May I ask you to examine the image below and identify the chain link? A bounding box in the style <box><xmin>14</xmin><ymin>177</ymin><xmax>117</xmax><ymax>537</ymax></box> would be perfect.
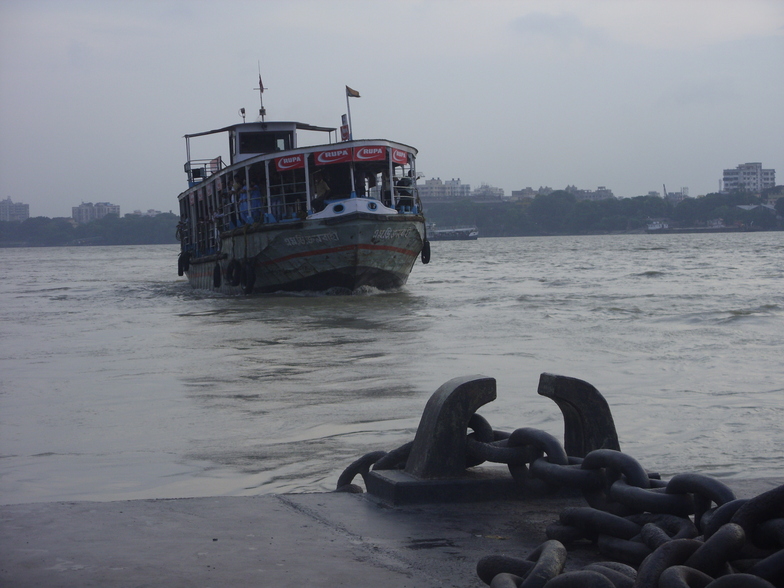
<box><xmin>337</xmin><ymin>418</ymin><xmax>784</xmax><ymax>586</ymax></box>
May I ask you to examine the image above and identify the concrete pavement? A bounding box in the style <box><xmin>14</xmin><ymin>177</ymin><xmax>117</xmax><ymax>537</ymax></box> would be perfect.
<box><xmin>2</xmin><ymin>477</ymin><xmax>782</xmax><ymax>587</ymax></box>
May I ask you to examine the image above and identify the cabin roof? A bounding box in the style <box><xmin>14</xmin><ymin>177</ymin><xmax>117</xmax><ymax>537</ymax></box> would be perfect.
<box><xmin>184</xmin><ymin>121</ymin><xmax>336</xmax><ymax>139</ymax></box>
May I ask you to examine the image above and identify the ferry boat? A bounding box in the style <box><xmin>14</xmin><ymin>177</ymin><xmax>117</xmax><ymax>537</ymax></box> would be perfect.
<box><xmin>176</xmin><ymin>92</ymin><xmax>429</xmax><ymax>294</ymax></box>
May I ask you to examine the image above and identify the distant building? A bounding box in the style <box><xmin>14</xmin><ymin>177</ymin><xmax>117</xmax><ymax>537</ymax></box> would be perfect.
<box><xmin>72</xmin><ymin>201</ymin><xmax>121</xmax><ymax>224</ymax></box>
<box><xmin>0</xmin><ymin>197</ymin><xmax>30</xmax><ymax>222</ymax></box>
<box><xmin>511</xmin><ymin>186</ymin><xmax>554</xmax><ymax>200</ymax></box>
<box><xmin>127</xmin><ymin>209</ymin><xmax>164</xmax><ymax>217</ymax></box>
<box><xmin>417</xmin><ymin>178</ymin><xmax>472</xmax><ymax>201</ymax></box>
<box><xmin>737</xmin><ymin>204</ymin><xmax>776</xmax><ymax>213</ymax></box>
<box><xmin>722</xmin><ymin>162</ymin><xmax>775</xmax><ymax>193</ymax></box>
<box><xmin>565</xmin><ymin>185</ymin><xmax>616</xmax><ymax>201</ymax></box>
<box><xmin>664</xmin><ymin>187</ymin><xmax>689</xmax><ymax>204</ymax></box>
<box><xmin>470</xmin><ymin>183</ymin><xmax>505</xmax><ymax>201</ymax></box>
<box><xmin>511</xmin><ymin>187</ymin><xmax>537</xmax><ymax>199</ymax></box>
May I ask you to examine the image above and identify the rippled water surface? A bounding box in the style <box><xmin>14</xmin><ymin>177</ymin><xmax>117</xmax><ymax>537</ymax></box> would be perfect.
<box><xmin>1</xmin><ymin>233</ymin><xmax>783</xmax><ymax>504</ymax></box>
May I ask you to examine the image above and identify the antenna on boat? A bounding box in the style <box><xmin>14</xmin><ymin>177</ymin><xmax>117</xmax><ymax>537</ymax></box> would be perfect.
<box><xmin>255</xmin><ymin>62</ymin><xmax>266</xmax><ymax>121</ymax></box>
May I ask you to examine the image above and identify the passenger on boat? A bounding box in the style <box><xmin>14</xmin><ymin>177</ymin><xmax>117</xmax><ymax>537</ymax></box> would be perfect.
<box><xmin>230</xmin><ymin>174</ymin><xmax>244</xmax><ymax>227</ymax></box>
<box><xmin>249</xmin><ymin>185</ymin><xmax>263</xmax><ymax>222</ymax></box>
<box><xmin>211</xmin><ymin>211</ymin><xmax>221</xmax><ymax>245</ymax></box>
<box><xmin>328</xmin><ymin>168</ymin><xmax>352</xmax><ymax>199</ymax></box>
<box><xmin>312</xmin><ymin>172</ymin><xmax>331</xmax><ymax>212</ymax></box>
<box><xmin>396</xmin><ymin>171</ymin><xmax>413</xmax><ymax>196</ymax></box>
<box><xmin>239</xmin><ymin>193</ymin><xmax>253</xmax><ymax>225</ymax></box>
<box><xmin>219</xmin><ymin>188</ymin><xmax>232</xmax><ymax>230</ymax></box>
<box><xmin>380</xmin><ymin>175</ymin><xmax>393</xmax><ymax>207</ymax></box>
<box><xmin>395</xmin><ymin>171</ymin><xmax>415</xmax><ymax>211</ymax></box>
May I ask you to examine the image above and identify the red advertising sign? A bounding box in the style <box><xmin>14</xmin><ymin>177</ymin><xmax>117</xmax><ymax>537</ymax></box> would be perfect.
<box><xmin>353</xmin><ymin>145</ymin><xmax>386</xmax><ymax>162</ymax></box>
<box><xmin>391</xmin><ymin>148</ymin><xmax>409</xmax><ymax>165</ymax></box>
<box><xmin>275</xmin><ymin>153</ymin><xmax>305</xmax><ymax>171</ymax></box>
<box><xmin>314</xmin><ymin>148</ymin><xmax>352</xmax><ymax>165</ymax></box>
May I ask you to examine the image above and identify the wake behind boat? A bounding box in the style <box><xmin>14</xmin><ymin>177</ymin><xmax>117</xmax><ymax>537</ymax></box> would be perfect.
<box><xmin>176</xmin><ymin>85</ymin><xmax>429</xmax><ymax>294</ymax></box>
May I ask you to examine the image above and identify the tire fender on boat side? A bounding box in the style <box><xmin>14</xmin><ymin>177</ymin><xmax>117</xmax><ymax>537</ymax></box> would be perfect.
<box><xmin>213</xmin><ymin>263</ymin><xmax>222</xmax><ymax>288</ymax></box>
<box><xmin>227</xmin><ymin>259</ymin><xmax>243</xmax><ymax>287</ymax></box>
<box><xmin>421</xmin><ymin>240</ymin><xmax>431</xmax><ymax>264</ymax></box>
<box><xmin>242</xmin><ymin>260</ymin><xmax>256</xmax><ymax>294</ymax></box>
<box><xmin>178</xmin><ymin>251</ymin><xmax>190</xmax><ymax>276</ymax></box>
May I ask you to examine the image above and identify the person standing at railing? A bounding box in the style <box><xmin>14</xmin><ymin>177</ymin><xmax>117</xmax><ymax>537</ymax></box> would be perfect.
<box><xmin>395</xmin><ymin>171</ymin><xmax>413</xmax><ymax>196</ymax></box>
<box><xmin>312</xmin><ymin>171</ymin><xmax>331</xmax><ymax>212</ymax></box>
<box><xmin>249</xmin><ymin>184</ymin><xmax>263</xmax><ymax>222</ymax></box>
<box><xmin>238</xmin><ymin>186</ymin><xmax>252</xmax><ymax>225</ymax></box>
<box><xmin>230</xmin><ymin>174</ymin><xmax>243</xmax><ymax>227</ymax></box>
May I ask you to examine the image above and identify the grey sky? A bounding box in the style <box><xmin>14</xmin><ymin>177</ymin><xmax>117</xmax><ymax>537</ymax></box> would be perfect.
<box><xmin>1</xmin><ymin>0</ymin><xmax>782</xmax><ymax>218</ymax></box>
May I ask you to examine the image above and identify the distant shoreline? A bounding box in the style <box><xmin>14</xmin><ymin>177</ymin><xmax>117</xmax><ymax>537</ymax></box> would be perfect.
<box><xmin>2</xmin><ymin>228</ymin><xmax>781</xmax><ymax>248</ymax></box>
<box><xmin>645</xmin><ymin>226</ymin><xmax>775</xmax><ymax>234</ymax></box>
<box><xmin>0</xmin><ymin>213</ymin><xmax>179</xmax><ymax>248</ymax></box>
<box><xmin>0</xmin><ymin>240</ymin><xmax>176</xmax><ymax>248</ymax></box>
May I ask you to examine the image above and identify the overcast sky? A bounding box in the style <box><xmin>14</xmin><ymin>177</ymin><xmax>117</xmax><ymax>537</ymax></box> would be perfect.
<box><xmin>1</xmin><ymin>0</ymin><xmax>782</xmax><ymax>218</ymax></box>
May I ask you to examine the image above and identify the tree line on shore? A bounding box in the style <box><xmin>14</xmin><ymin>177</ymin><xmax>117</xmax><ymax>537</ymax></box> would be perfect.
<box><xmin>0</xmin><ymin>213</ymin><xmax>180</xmax><ymax>247</ymax></box>
<box><xmin>425</xmin><ymin>190</ymin><xmax>784</xmax><ymax>237</ymax></box>
<box><xmin>2</xmin><ymin>190</ymin><xmax>782</xmax><ymax>247</ymax></box>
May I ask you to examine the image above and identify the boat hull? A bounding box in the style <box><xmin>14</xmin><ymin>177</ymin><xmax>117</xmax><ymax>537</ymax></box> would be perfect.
<box><xmin>184</xmin><ymin>212</ymin><xmax>425</xmax><ymax>293</ymax></box>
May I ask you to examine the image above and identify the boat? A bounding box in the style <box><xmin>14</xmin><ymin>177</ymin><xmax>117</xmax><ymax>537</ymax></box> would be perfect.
<box><xmin>176</xmin><ymin>90</ymin><xmax>429</xmax><ymax>294</ymax></box>
<box><xmin>646</xmin><ymin>220</ymin><xmax>669</xmax><ymax>233</ymax></box>
<box><xmin>426</xmin><ymin>224</ymin><xmax>479</xmax><ymax>241</ymax></box>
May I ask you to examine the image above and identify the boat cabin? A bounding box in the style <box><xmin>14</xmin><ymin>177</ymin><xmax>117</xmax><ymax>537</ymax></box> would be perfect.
<box><xmin>178</xmin><ymin>120</ymin><xmax>420</xmax><ymax>259</ymax></box>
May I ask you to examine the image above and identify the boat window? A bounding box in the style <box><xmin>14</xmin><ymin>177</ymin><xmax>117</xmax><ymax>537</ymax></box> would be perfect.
<box><xmin>239</xmin><ymin>132</ymin><xmax>292</xmax><ymax>154</ymax></box>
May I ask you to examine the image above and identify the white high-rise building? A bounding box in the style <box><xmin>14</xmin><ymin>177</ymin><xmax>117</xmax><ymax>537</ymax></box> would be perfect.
<box><xmin>72</xmin><ymin>202</ymin><xmax>121</xmax><ymax>223</ymax></box>
<box><xmin>417</xmin><ymin>178</ymin><xmax>472</xmax><ymax>201</ymax></box>
<box><xmin>0</xmin><ymin>197</ymin><xmax>30</xmax><ymax>222</ymax></box>
<box><xmin>722</xmin><ymin>163</ymin><xmax>775</xmax><ymax>193</ymax></box>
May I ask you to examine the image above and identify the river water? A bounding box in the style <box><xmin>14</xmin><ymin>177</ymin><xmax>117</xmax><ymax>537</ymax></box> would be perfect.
<box><xmin>1</xmin><ymin>232</ymin><xmax>782</xmax><ymax>505</ymax></box>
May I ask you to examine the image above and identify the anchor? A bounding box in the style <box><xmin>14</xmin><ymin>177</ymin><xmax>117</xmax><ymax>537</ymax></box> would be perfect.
<box><xmin>364</xmin><ymin>373</ymin><xmax>621</xmax><ymax>505</ymax></box>
<box><xmin>405</xmin><ymin>374</ymin><xmax>497</xmax><ymax>479</ymax></box>
<box><xmin>537</xmin><ymin>372</ymin><xmax>620</xmax><ymax>457</ymax></box>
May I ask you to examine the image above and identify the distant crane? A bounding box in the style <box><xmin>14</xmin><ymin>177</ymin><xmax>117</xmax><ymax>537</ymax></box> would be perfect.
<box><xmin>662</xmin><ymin>184</ymin><xmax>668</xmax><ymax>199</ymax></box>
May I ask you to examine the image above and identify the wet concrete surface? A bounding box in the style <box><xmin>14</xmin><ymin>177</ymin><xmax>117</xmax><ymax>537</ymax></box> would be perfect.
<box><xmin>2</xmin><ymin>478</ymin><xmax>782</xmax><ymax>587</ymax></box>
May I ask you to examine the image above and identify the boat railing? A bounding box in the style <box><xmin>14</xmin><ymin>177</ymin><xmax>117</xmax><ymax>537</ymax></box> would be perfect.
<box><xmin>179</xmin><ymin>218</ymin><xmax>218</xmax><ymax>259</ymax></box>
<box><xmin>212</xmin><ymin>181</ymin><xmax>309</xmax><ymax>231</ymax></box>
<box><xmin>179</xmin><ymin>154</ymin><xmax>421</xmax><ymax>257</ymax></box>
<box><xmin>268</xmin><ymin>178</ymin><xmax>309</xmax><ymax>221</ymax></box>
<box><xmin>185</xmin><ymin>157</ymin><xmax>224</xmax><ymax>187</ymax></box>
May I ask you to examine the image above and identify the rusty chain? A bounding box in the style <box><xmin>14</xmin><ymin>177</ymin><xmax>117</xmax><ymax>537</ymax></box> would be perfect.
<box><xmin>336</xmin><ymin>419</ymin><xmax>784</xmax><ymax>587</ymax></box>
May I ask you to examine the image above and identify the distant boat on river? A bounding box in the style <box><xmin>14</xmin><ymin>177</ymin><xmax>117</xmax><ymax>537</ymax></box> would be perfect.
<box><xmin>427</xmin><ymin>224</ymin><xmax>479</xmax><ymax>241</ymax></box>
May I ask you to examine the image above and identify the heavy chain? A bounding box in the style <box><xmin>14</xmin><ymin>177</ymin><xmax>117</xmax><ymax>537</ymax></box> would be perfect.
<box><xmin>336</xmin><ymin>420</ymin><xmax>784</xmax><ymax>587</ymax></box>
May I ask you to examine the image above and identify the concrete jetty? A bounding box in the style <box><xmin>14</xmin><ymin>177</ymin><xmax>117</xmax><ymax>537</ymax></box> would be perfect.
<box><xmin>4</xmin><ymin>376</ymin><xmax>781</xmax><ymax>586</ymax></box>
<box><xmin>2</xmin><ymin>477</ymin><xmax>781</xmax><ymax>587</ymax></box>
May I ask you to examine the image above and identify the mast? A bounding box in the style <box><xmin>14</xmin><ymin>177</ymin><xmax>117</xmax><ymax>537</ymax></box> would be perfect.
<box><xmin>255</xmin><ymin>64</ymin><xmax>266</xmax><ymax>121</ymax></box>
